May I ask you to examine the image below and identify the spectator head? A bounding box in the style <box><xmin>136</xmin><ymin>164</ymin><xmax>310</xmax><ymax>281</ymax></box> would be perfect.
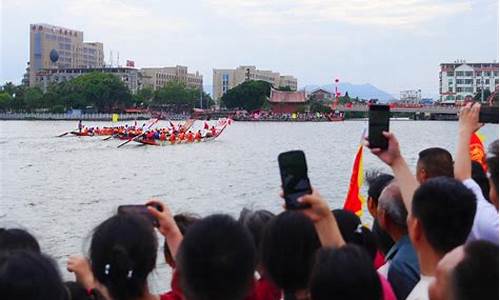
<box><xmin>310</xmin><ymin>244</ymin><xmax>382</xmax><ymax>300</ymax></box>
<box><xmin>408</xmin><ymin>177</ymin><xmax>476</xmax><ymax>258</ymax></box>
<box><xmin>261</xmin><ymin>210</ymin><xmax>321</xmax><ymax>296</ymax></box>
<box><xmin>65</xmin><ymin>281</ymin><xmax>103</xmax><ymax>300</ymax></box>
<box><xmin>471</xmin><ymin>161</ymin><xmax>490</xmax><ymax>202</ymax></box>
<box><xmin>238</xmin><ymin>208</ymin><xmax>275</xmax><ymax>267</ymax></box>
<box><xmin>177</xmin><ymin>214</ymin><xmax>256</xmax><ymax>300</ymax></box>
<box><xmin>0</xmin><ymin>228</ymin><xmax>40</xmax><ymax>253</ymax></box>
<box><xmin>332</xmin><ymin>209</ymin><xmax>377</xmax><ymax>261</ymax></box>
<box><xmin>0</xmin><ymin>250</ymin><xmax>66</xmax><ymax>300</ymax></box>
<box><xmin>376</xmin><ymin>181</ymin><xmax>408</xmax><ymax>239</ymax></box>
<box><xmin>416</xmin><ymin>148</ymin><xmax>454</xmax><ymax>183</ymax></box>
<box><xmin>428</xmin><ymin>241</ymin><xmax>498</xmax><ymax>300</ymax></box>
<box><xmin>90</xmin><ymin>214</ymin><xmax>158</xmax><ymax>300</ymax></box>
<box><xmin>163</xmin><ymin>213</ymin><xmax>199</xmax><ymax>268</ymax></box>
<box><xmin>487</xmin><ymin>140</ymin><xmax>499</xmax><ymax>210</ymax></box>
<box><xmin>366</xmin><ymin>172</ymin><xmax>394</xmax><ymax>218</ymax></box>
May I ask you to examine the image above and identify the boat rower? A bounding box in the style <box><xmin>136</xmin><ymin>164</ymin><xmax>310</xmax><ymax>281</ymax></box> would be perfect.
<box><xmin>186</xmin><ymin>131</ymin><xmax>194</xmax><ymax>143</ymax></box>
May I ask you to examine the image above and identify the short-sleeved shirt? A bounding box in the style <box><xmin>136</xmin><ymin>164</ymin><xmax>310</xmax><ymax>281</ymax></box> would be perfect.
<box><xmin>463</xmin><ymin>179</ymin><xmax>499</xmax><ymax>244</ymax></box>
<box><xmin>379</xmin><ymin>235</ymin><xmax>420</xmax><ymax>300</ymax></box>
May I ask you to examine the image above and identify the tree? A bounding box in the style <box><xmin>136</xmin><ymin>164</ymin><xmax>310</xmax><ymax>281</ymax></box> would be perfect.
<box><xmin>133</xmin><ymin>87</ymin><xmax>155</xmax><ymax>106</ymax></box>
<box><xmin>474</xmin><ymin>88</ymin><xmax>492</xmax><ymax>102</ymax></box>
<box><xmin>221</xmin><ymin>80</ymin><xmax>271</xmax><ymax>111</ymax></box>
<box><xmin>276</xmin><ymin>86</ymin><xmax>292</xmax><ymax>91</ymax></box>
<box><xmin>0</xmin><ymin>92</ymin><xmax>12</xmax><ymax>111</ymax></box>
<box><xmin>23</xmin><ymin>87</ymin><xmax>44</xmax><ymax>111</ymax></box>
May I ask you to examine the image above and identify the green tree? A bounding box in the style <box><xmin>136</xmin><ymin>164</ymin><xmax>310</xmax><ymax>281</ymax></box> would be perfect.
<box><xmin>474</xmin><ymin>88</ymin><xmax>492</xmax><ymax>102</ymax></box>
<box><xmin>133</xmin><ymin>87</ymin><xmax>155</xmax><ymax>106</ymax></box>
<box><xmin>23</xmin><ymin>87</ymin><xmax>44</xmax><ymax>111</ymax></box>
<box><xmin>0</xmin><ymin>92</ymin><xmax>13</xmax><ymax>111</ymax></box>
<box><xmin>276</xmin><ymin>86</ymin><xmax>292</xmax><ymax>91</ymax></box>
<box><xmin>221</xmin><ymin>80</ymin><xmax>271</xmax><ymax>111</ymax></box>
<box><xmin>70</xmin><ymin>72</ymin><xmax>132</xmax><ymax>112</ymax></box>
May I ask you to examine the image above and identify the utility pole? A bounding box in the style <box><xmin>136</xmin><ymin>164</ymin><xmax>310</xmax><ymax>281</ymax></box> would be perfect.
<box><xmin>200</xmin><ymin>87</ymin><xmax>203</xmax><ymax>109</ymax></box>
<box><xmin>481</xmin><ymin>74</ymin><xmax>484</xmax><ymax>103</ymax></box>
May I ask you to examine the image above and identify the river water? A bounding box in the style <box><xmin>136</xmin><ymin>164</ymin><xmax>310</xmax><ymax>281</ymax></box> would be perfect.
<box><xmin>0</xmin><ymin>120</ymin><xmax>498</xmax><ymax>293</ymax></box>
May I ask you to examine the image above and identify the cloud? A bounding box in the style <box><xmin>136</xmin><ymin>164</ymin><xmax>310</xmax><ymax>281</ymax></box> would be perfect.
<box><xmin>204</xmin><ymin>0</ymin><xmax>472</xmax><ymax>28</ymax></box>
<box><xmin>64</xmin><ymin>0</ymin><xmax>189</xmax><ymax>34</ymax></box>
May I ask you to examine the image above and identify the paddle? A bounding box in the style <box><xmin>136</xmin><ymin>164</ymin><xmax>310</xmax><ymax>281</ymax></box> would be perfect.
<box><xmin>102</xmin><ymin>134</ymin><xmax>115</xmax><ymax>141</ymax></box>
<box><xmin>117</xmin><ymin>119</ymin><xmax>159</xmax><ymax>148</ymax></box>
<box><xmin>57</xmin><ymin>132</ymin><xmax>70</xmax><ymax>137</ymax></box>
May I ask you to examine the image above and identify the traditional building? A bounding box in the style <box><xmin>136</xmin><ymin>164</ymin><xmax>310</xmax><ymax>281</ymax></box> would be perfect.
<box><xmin>213</xmin><ymin>66</ymin><xmax>297</xmax><ymax>101</ymax></box>
<box><xmin>309</xmin><ymin>88</ymin><xmax>333</xmax><ymax>101</ymax></box>
<box><xmin>268</xmin><ymin>89</ymin><xmax>308</xmax><ymax>113</ymax></box>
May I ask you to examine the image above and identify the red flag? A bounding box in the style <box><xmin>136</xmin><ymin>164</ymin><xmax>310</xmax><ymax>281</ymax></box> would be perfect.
<box><xmin>470</xmin><ymin>132</ymin><xmax>487</xmax><ymax>172</ymax></box>
<box><xmin>343</xmin><ymin>144</ymin><xmax>364</xmax><ymax>215</ymax></box>
<box><xmin>204</xmin><ymin>122</ymin><xmax>209</xmax><ymax>130</ymax></box>
<box><xmin>126</xmin><ymin>60</ymin><xmax>135</xmax><ymax>67</ymax></box>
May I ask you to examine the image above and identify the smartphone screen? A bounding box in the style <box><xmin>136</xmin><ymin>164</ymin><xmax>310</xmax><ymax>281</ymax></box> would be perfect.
<box><xmin>369</xmin><ymin>105</ymin><xmax>390</xmax><ymax>150</ymax></box>
<box><xmin>479</xmin><ymin>106</ymin><xmax>499</xmax><ymax>124</ymax></box>
<box><xmin>278</xmin><ymin>150</ymin><xmax>312</xmax><ymax>209</ymax></box>
<box><xmin>117</xmin><ymin>205</ymin><xmax>158</xmax><ymax>227</ymax></box>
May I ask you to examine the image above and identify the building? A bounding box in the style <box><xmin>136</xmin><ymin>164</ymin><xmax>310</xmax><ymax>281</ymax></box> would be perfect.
<box><xmin>141</xmin><ymin>65</ymin><xmax>203</xmax><ymax>90</ymax></box>
<box><xmin>29</xmin><ymin>23</ymin><xmax>104</xmax><ymax>86</ymax></box>
<box><xmin>309</xmin><ymin>88</ymin><xmax>333</xmax><ymax>101</ymax></box>
<box><xmin>213</xmin><ymin>66</ymin><xmax>298</xmax><ymax>101</ymax></box>
<box><xmin>439</xmin><ymin>61</ymin><xmax>499</xmax><ymax>104</ymax></box>
<box><xmin>268</xmin><ymin>89</ymin><xmax>308</xmax><ymax>113</ymax></box>
<box><xmin>400</xmin><ymin>89</ymin><xmax>422</xmax><ymax>103</ymax></box>
<box><xmin>34</xmin><ymin>67</ymin><xmax>141</xmax><ymax>94</ymax></box>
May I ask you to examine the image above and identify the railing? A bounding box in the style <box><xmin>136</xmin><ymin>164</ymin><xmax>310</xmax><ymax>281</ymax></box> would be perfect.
<box><xmin>0</xmin><ymin>113</ymin><xmax>152</xmax><ymax>121</ymax></box>
<box><xmin>335</xmin><ymin>104</ymin><xmax>459</xmax><ymax>114</ymax></box>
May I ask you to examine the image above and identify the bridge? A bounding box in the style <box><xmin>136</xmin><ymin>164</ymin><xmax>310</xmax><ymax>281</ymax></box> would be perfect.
<box><xmin>334</xmin><ymin>104</ymin><xmax>460</xmax><ymax>115</ymax></box>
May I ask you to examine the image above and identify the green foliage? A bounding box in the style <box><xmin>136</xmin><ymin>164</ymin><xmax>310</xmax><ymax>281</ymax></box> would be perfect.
<box><xmin>309</xmin><ymin>99</ymin><xmax>332</xmax><ymax>113</ymax></box>
<box><xmin>133</xmin><ymin>87</ymin><xmax>155</xmax><ymax>106</ymax></box>
<box><xmin>0</xmin><ymin>92</ymin><xmax>13</xmax><ymax>111</ymax></box>
<box><xmin>276</xmin><ymin>86</ymin><xmax>292</xmax><ymax>91</ymax></box>
<box><xmin>221</xmin><ymin>80</ymin><xmax>271</xmax><ymax>111</ymax></box>
<box><xmin>474</xmin><ymin>88</ymin><xmax>492</xmax><ymax>102</ymax></box>
<box><xmin>23</xmin><ymin>87</ymin><xmax>44</xmax><ymax>111</ymax></box>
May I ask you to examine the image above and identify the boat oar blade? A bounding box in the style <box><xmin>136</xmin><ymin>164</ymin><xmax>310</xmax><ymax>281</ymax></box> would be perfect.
<box><xmin>57</xmin><ymin>132</ymin><xmax>70</xmax><ymax>137</ymax></box>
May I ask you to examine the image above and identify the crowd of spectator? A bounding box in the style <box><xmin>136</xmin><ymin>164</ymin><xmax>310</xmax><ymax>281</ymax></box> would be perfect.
<box><xmin>0</xmin><ymin>102</ymin><xmax>498</xmax><ymax>300</ymax></box>
<box><xmin>233</xmin><ymin>112</ymin><xmax>343</xmax><ymax>122</ymax></box>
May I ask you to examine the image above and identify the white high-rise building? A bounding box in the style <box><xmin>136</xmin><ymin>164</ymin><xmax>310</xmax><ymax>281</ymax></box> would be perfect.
<box><xmin>439</xmin><ymin>61</ymin><xmax>499</xmax><ymax>104</ymax></box>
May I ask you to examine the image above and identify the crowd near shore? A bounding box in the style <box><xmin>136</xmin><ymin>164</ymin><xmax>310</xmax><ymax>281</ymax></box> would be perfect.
<box><xmin>0</xmin><ymin>102</ymin><xmax>498</xmax><ymax>300</ymax></box>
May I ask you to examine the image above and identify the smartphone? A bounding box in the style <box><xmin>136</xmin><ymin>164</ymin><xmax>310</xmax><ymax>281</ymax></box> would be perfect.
<box><xmin>278</xmin><ymin>150</ymin><xmax>312</xmax><ymax>209</ymax></box>
<box><xmin>479</xmin><ymin>106</ymin><xmax>499</xmax><ymax>124</ymax></box>
<box><xmin>368</xmin><ymin>104</ymin><xmax>390</xmax><ymax>150</ymax></box>
<box><xmin>117</xmin><ymin>204</ymin><xmax>161</xmax><ymax>227</ymax></box>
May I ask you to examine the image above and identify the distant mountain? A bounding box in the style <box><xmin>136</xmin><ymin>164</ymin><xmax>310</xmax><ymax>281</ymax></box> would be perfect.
<box><xmin>303</xmin><ymin>83</ymin><xmax>396</xmax><ymax>102</ymax></box>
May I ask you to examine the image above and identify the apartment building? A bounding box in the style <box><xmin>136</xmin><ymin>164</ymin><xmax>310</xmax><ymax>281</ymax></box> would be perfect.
<box><xmin>141</xmin><ymin>65</ymin><xmax>203</xmax><ymax>90</ymax></box>
<box><xmin>439</xmin><ymin>61</ymin><xmax>499</xmax><ymax>103</ymax></box>
<box><xmin>29</xmin><ymin>23</ymin><xmax>104</xmax><ymax>86</ymax></box>
<box><xmin>213</xmin><ymin>65</ymin><xmax>298</xmax><ymax>100</ymax></box>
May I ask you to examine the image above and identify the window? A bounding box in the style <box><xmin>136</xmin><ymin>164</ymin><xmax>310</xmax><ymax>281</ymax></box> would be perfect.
<box><xmin>476</xmin><ymin>79</ymin><xmax>481</xmax><ymax>85</ymax></box>
<box><xmin>456</xmin><ymin>79</ymin><xmax>464</xmax><ymax>84</ymax></box>
<box><xmin>447</xmin><ymin>95</ymin><xmax>455</xmax><ymax>101</ymax></box>
<box><xmin>456</xmin><ymin>87</ymin><xmax>463</xmax><ymax>92</ymax></box>
<box><xmin>485</xmin><ymin>79</ymin><xmax>490</xmax><ymax>84</ymax></box>
<box><xmin>484</xmin><ymin>71</ymin><xmax>491</xmax><ymax>76</ymax></box>
<box><xmin>464</xmin><ymin>79</ymin><xmax>473</xmax><ymax>84</ymax></box>
<box><xmin>447</xmin><ymin>71</ymin><xmax>454</xmax><ymax>76</ymax></box>
<box><xmin>465</xmin><ymin>87</ymin><xmax>473</xmax><ymax>93</ymax></box>
<box><xmin>495</xmin><ymin>71</ymin><xmax>499</xmax><ymax>77</ymax></box>
<box><xmin>448</xmin><ymin>87</ymin><xmax>453</xmax><ymax>92</ymax></box>
<box><xmin>465</xmin><ymin>71</ymin><xmax>473</xmax><ymax>76</ymax></box>
<box><xmin>456</xmin><ymin>71</ymin><xmax>464</xmax><ymax>76</ymax></box>
<box><xmin>475</xmin><ymin>71</ymin><xmax>482</xmax><ymax>76</ymax></box>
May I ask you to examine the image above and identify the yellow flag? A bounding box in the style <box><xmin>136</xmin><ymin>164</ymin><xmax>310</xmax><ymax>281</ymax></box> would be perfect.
<box><xmin>112</xmin><ymin>113</ymin><xmax>119</xmax><ymax>123</ymax></box>
<box><xmin>292</xmin><ymin>113</ymin><xmax>297</xmax><ymax>119</ymax></box>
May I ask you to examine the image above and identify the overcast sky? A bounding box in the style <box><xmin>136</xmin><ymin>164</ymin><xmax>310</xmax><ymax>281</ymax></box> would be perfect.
<box><xmin>1</xmin><ymin>0</ymin><xmax>498</xmax><ymax>97</ymax></box>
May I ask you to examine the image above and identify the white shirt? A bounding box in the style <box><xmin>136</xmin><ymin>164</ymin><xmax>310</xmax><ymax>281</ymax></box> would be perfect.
<box><xmin>406</xmin><ymin>275</ymin><xmax>433</xmax><ymax>300</ymax></box>
<box><xmin>463</xmin><ymin>179</ymin><xmax>499</xmax><ymax>244</ymax></box>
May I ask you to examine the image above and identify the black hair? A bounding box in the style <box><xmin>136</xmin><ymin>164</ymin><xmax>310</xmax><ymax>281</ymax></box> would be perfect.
<box><xmin>0</xmin><ymin>228</ymin><xmax>40</xmax><ymax>253</ymax></box>
<box><xmin>90</xmin><ymin>213</ymin><xmax>158</xmax><ymax>300</ymax></box>
<box><xmin>261</xmin><ymin>210</ymin><xmax>321</xmax><ymax>293</ymax></box>
<box><xmin>366</xmin><ymin>172</ymin><xmax>394</xmax><ymax>205</ymax></box>
<box><xmin>471</xmin><ymin>161</ymin><xmax>490</xmax><ymax>202</ymax></box>
<box><xmin>412</xmin><ymin>177</ymin><xmax>476</xmax><ymax>254</ymax></box>
<box><xmin>332</xmin><ymin>209</ymin><xmax>377</xmax><ymax>261</ymax></box>
<box><xmin>453</xmin><ymin>241</ymin><xmax>499</xmax><ymax>300</ymax></box>
<box><xmin>417</xmin><ymin>147</ymin><xmax>454</xmax><ymax>179</ymax></box>
<box><xmin>0</xmin><ymin>250</ymin><xmax>66</xmax><ymax>300</ymax></box>
<box><xmin>238</xmin><ymin>208</ymin><xmax>275</xmax><ymax>262</ymax></box>
<box><xmin>310</xmin><ymin>244</ymin><xmax>382</xmax><ymax>300</ymax></box>
<box><xmin>177</xmin><ymin>214</ymin><xmax>256</xmax><ymax>300</ymax></box>
<box><xmin>163</xmin><ymin>213</ymin><xmax>199</xmax><ymax>265</ymax></box>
